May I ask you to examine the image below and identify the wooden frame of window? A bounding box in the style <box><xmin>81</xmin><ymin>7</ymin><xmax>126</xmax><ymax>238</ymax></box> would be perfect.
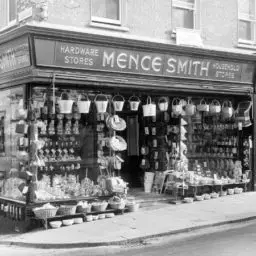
<box><xmin>0</xmin><ymin>0</ymin><xmax>17</xmax><ymax>32</ymax></box>
<box><xmin>238</xmin><ymin>1</ymin><xmax>256</xmax><ymax>46</ymax></box>
<box><xmin>172</xmin><ymin>0</ymin><xmax>199</xmax><ymax>30</ymax></box>
<box><xmin>90</xmin><ymin>0</ymin><xmax>122</xmax><ymax>26</ymax></box>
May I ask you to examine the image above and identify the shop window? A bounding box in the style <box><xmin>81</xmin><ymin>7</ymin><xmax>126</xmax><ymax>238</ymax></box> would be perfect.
<box><xmin>172</xmin><ymin>0</ymin><xmax>200</xmax><ymax>31</ymax></box>
<box><xmin>0</xmin><ymin>0</ymin><xmax>17</xmax><ymax>31</ymax></box>
<box><xmin>238</xmin><ymin>0</ymin><xmax>256</xmax><ymax>48</ymax></box>
<box><xmin>91</xmin><ymin>0</ymin><xmax>126</xmax><ymax>27</ymax></box>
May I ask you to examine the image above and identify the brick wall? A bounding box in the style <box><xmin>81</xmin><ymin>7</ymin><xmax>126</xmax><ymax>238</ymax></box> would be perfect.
<box><xmin>14</xmin><ymin>0</ymin><xmax>244</xmax><ymax>51</ymax></box>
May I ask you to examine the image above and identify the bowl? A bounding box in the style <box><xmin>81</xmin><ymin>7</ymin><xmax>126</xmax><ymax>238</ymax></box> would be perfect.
<box><xmin>203</xmin><ymin>194</ymin><xmax>211</xmax><ymax>200</ymax></box>
<box><xmin>49</xmin><ymin>221</ymin><xmax>62</xmax><ymax>229</ymax></box>
<box><xmin>92</xmin><ymin>215</ymin><xmax>99</xmax><ymax>221</ymax></box>
<box><xmin>106</xmin><ymin>213</ymin><xmax>115</xmax><ymax>218</ymax></box>
<box><xmin>183</xmin><ymin>197</ymin><xmax>194</xmax><ymax>203</ymax></box>
<box><xmin>234</xmin><ymin>187</ymin><xmax>243</xmax><ymax>194</ymax></box>
<box><xmin>227</xmin><ymin>189</ymin><xmax>234</xmax><ymax>195</ymax></box>
<box><xmin>73</xmin><ymin>217</ymin><xmax>83</xmax><ymax>224</ymax></box>
<box><xmin>220</xmin><ymin>191</ymin><xmax>227</xmax><ymax>197</ymax></box>
<box><xmin>126</xmin><ymin>203</ymin><xmax>140</xmax><ymax>212</ymax></box>
<box><xmin>195</xmin><ymin>195</ymin><xmax>204</xmax><ymax>201</ymax></box>
<box><xmin>210</xmin><ymin>192</ymin><xmax>219</xmax><ymax>199</ymax></box>
<box><xmin>99</xmin><ymin>213</ymin><xmax>106</xmax><ymax>219</ymax></box>
<box><xmin>62</xmin><ymin>219</ymin><xmax>74</xmax><ymax>226</ymax></box>
<box><xmin>86</xmin><ymin>215</ymin><xmax>93</xmax><ymax>222</ymax></box>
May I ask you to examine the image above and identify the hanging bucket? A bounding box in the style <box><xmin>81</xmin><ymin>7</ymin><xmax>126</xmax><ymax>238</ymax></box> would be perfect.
<box><xmin>77</xmin><ymin>94</ymin><xmax>91</xmax><ymax>114</ymax></box>
<box><xmin>235</xmin><ymin>101</ymin><xmax>252</xmax><ymax>127</ymax></box>
<box><xmin>158</xmin><ymin>96</ymin><xmax>169</xmax><ymax>112</ymax></box>
<box><xmin>58</xmin><ymin>93</ymin><xmax>74</xmax><ymax>114</ymax></box>
<box><xmin>112</xmin><ymin>94</ymin><xmax>125</xmax><ymax>112</ymax></box>
<box><xmin>197</xmin><ymin>99</ymin><xmax>209</xmax><ymax>112</ymax></box>
<box><xmin>209</xmin><ymin>99</ymin><xmax>221</xmax><ymax>114</ymax></box>
<box><xmin>94</xmin><ymin>94</ymin><xmax>109</xmax><ymax>113</ymax></box>
<box><xmin>185</xmin><ymin>98</ymin><xmax>196</xmax><ymax>116</ymax></box>
<box><xmin>142</xmin><ymin>96</ymin><xmax>156</xmax><ymax>117</ymax></box>
<box><xmin>222</xmin><ymin>100</ymin><xmax>233</xmax><ymax>119</ymax></box>
<box><xmin>128</xmin><ymin>95</ymin><xmax>141</xmax><ymax>111</ymax></box>
<box><xmin>172</xmin><ymin>98</ymin><xmax>183</xmax><ymax>116</ymax></box>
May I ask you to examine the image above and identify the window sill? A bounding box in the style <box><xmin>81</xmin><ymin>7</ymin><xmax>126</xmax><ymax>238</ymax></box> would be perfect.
<box><xmin>89</xmin><ymin>21</ymin><xmax>129</xmax><ymax>32</ymax></box>
<box><xmin>237</xmin><ymin>42</ymin><xmax>256</xmax><ymax>50</ymax></box>
<box><xmin>0</xmin><ymin>21</ymin><xmax>18</xmax><ymax>33</ymax></box>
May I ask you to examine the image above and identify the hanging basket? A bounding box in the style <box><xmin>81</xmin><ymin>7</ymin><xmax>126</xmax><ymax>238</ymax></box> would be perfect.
<box><xmin>112</xmin><ymin>94</ymin><xmax>125</xmax><ymax>112</ymax></box>
<box><xmin>58</xmin><ymin>93</ymin><xmax>74</xmax><ymax>114</ymax></box>
<box><xmin>197</xmin><ymin>99</ymin><xmax>209</xmax><ymax>112</ymax></box>
<box><xmin>109</xmin><ymin>135</ymin><xmax>127</xmax><ymax>151</ymax></box>
<box><xmin>158</xmin><ymin>96</ymin><xmax>169</xmax><ymax>112</ymax></box>
<box><xmin>77</xmin><ymin>94</ymin><xmax>91</xmax><ymax>114</ymax></box>
<box><xmin>142</xmin><ymin>96</ymin><xmax>156</xmax><ymax>117</ymax></box>
<box><xmin>94</xmin><ymin>94</ymin><xmax>109</xmax><ymax>113</ymax></box>
<box><xmin>109</xmin><ymin>115</ymin><xmax>127</xmax><ymax>131</ymax></box>
<box><xmin>172</xmin><ymin>98</ymin><xmax>183</xmax><ymax>116</ymax></box>
<box><xmin>128</xmin><ymin>95</ymin><xmax>141</xmax><ymax>111</ymax></box>
<box><xmin>222</xmin><ymin>100</ymin><xmax>234</xmax><ymax>119</ymax></box>
<box><xmin>209</xmin><ymin>99</ymin><xmax>221</xmax><ymax>114</ymax></box>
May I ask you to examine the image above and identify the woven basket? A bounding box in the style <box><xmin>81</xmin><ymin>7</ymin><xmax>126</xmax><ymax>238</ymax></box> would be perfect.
<box><xmin>33</xmin><ymin>208</ymin><xmax>58</xmax><ymax>219</ymax></box>
<box><xmin>76</xmin><ymin>205</ymin><xmax>92</xmax><ymax>213</ymax></box>
<box><xmin>91</xmin><ymin>202</ymin><xmax>108</xmax><ymax>212</ymax></box>
<box><xmin>109</xmin><ymin>201</ymin><xmax>126</xmax><ymax>210</ymax></box>
<box><xmin>57</xmin><ymin>205</ymin><xmax>77</xmax><ymax>216</ymax></box>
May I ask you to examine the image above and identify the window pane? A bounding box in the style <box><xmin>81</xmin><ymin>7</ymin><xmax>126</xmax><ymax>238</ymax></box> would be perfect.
<box><xmin>0</xmin><ymin>0</ymin><xmax>8</xmax><ymax>28</ymax></box>
<box><xmin>239</xmin><ymin>0</ymin><xmax>255</xmax><ymax>17</ymax></box>
<box><xmin>9</xmin><ymin>0</ymin><xmax>16</xmax><ymax>22</ymax></box>
<box><xmin>239</xmin><ymin>20</ymin><xmax>253</xmax><ymax>40</ymax></box>
<box><xmin>173</xmin><ymin>8</ymin><xmax>194</xmax><ymax>29</ymax></box>
<box><xmin>92</xmin><ymin>0</ymin><xmax>120</xmax><ymax>20</ymax></box>
<box><xmin>181</xmin><ymin>0</ymin><xmax>195</xmax><ymax>3</ymax></box>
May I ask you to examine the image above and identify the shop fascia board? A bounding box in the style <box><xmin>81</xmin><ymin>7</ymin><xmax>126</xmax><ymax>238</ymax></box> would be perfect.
<box><xmin>0</xmin><ymin>67</ymin><xmax>34</xmax><ymax>89</ymax></box>
<box><xmin>1</xmin><ymin>25</ymin><xmax>256</xmax><ymax>63</ymax></box>
<box><xmin>30</xmin><ymin>68</ymin><xmax>253</xmax><ymax>96</ymax></box>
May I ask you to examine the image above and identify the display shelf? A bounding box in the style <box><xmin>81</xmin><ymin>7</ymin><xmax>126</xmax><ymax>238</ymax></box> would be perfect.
<box><xmin>31</xmin><ymin>207</ymin><xmax>128</xmax><ymax>229</ymax></box>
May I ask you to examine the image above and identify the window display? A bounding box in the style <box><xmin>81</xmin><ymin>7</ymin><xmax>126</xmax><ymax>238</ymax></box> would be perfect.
<box><xmin>0</xmin><ymin>85</ymin><xmax>253</xmax><ymax>204</ymax></box>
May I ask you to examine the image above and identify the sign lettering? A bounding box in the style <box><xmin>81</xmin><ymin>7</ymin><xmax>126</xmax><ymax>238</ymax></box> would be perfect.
<box><xmin>34</xmin><ymin>39</ymin><xmax>254</xmax><ymax>84</ymax></box>
<box><xmin>0</xmin><ymin>37</ymin><xmax>30</xmax><ymax>74</ymax></box>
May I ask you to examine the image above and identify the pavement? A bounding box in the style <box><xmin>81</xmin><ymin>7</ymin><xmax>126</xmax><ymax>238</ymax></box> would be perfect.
<box><xmin>1</xmin><ymin>192</ymin><xmax>256</xmax><ymax>249</ymax></box>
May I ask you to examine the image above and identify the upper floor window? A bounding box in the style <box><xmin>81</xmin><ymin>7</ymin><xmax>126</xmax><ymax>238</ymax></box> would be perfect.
<box><xmin>172</xmin><ymin>0</ymin><xmax>199</xmax><ymax>30</ymax></box>
<box><xmin>91</xmin><ymin>0</ymin><xmax>122</xmax><ymax>26</ymax></box>
<box><xmin>0</xmin><ymin>0</ymin><xmax>17</xmax><ymax>31</ymax></box>
<box><xmin>238</xmin><ymin>0</ymin><xmax>256</xmax><ymax>45</ymax></box>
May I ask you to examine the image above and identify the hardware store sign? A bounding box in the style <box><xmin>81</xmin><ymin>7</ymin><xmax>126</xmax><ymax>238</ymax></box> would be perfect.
<box><xmin>35</xmin><ymin>39</ymin><xmax>254</xmax><ymax>84</ymax></box>
<box><xmin>0</xmin><ymin>37</ymin><xmax>30</xmax><ymax>74</ymax></box>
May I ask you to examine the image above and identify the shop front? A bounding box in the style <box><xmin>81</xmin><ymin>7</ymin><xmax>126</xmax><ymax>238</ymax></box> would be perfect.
<box><xmin>0</xmin><ymin>26</ymin><xmax>255</xmax><ymax>229</ymax></box>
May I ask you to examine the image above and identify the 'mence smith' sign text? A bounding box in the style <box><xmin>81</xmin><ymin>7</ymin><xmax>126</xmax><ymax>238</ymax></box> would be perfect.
<box><xmin>0</xmin><ymin>37</ymin><xmax>30</xmax><ymax>74</ymax></box>
<box><xmin>35</xmin><ymin>39</ymin><xmax>253</xmax><ymax>84</ymax></box>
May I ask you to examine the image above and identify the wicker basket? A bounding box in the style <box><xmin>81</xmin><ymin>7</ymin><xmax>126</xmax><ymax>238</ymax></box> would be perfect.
<box><xmin>57</xmin><ymin>205</ymin><xmax>77</xmax><ymax>216</ymax></box>
<box><xmin>33</xmin><ymin>208</ymin><xmax>58</xmax><ymax>219</ymax></box>
<box><xmin>126</xmin><ymin>203</ymin><xmax>140</xmax><ymax>212</ymax></box>
<box><xmin>109</xmin><ymin>201</ymin><xmax>126</xmax><ymax>210</ymax></box>
<box><xmin>76</xmin><ymin>204</ymin><xmax>92</xmax><ymax>213</ymax></box>
<box><xmin>91</xmin><ymin>202</ymin><xmax>108</xmax><ymax>212</ymax></box>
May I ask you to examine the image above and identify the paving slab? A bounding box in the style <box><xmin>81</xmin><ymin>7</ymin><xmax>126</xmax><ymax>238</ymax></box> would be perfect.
<box><xmin>1</xmin><ymin>192</ymin><xmax>256</xmax><ymax>248</ymax></box>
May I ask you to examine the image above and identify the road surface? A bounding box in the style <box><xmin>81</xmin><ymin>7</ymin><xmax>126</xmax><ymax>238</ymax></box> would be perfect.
<box><xmin>1</xmin><ymin>220</ymin><xmax>256</xmax><ymax>256</ymax></box>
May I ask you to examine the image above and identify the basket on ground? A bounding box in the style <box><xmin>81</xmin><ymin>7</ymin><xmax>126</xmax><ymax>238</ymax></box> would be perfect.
<box><xmin>109</xmin><ymin>200</ymin><xmax>126</xmax><ymax>210</ymax></box>
<box><xmin>57</xmin><ymin>205</ymin><xmax>77</xmax><ymax>215</ymax></box>
<box><xmin>33</xmin><ymin>208</ymin><xmax>58</xmax><ymax>219</ymax></box>
<box><xmin>91</xmin><ymin>202</ymin><xmax>108</xmax><ymax>212</ymax></box>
